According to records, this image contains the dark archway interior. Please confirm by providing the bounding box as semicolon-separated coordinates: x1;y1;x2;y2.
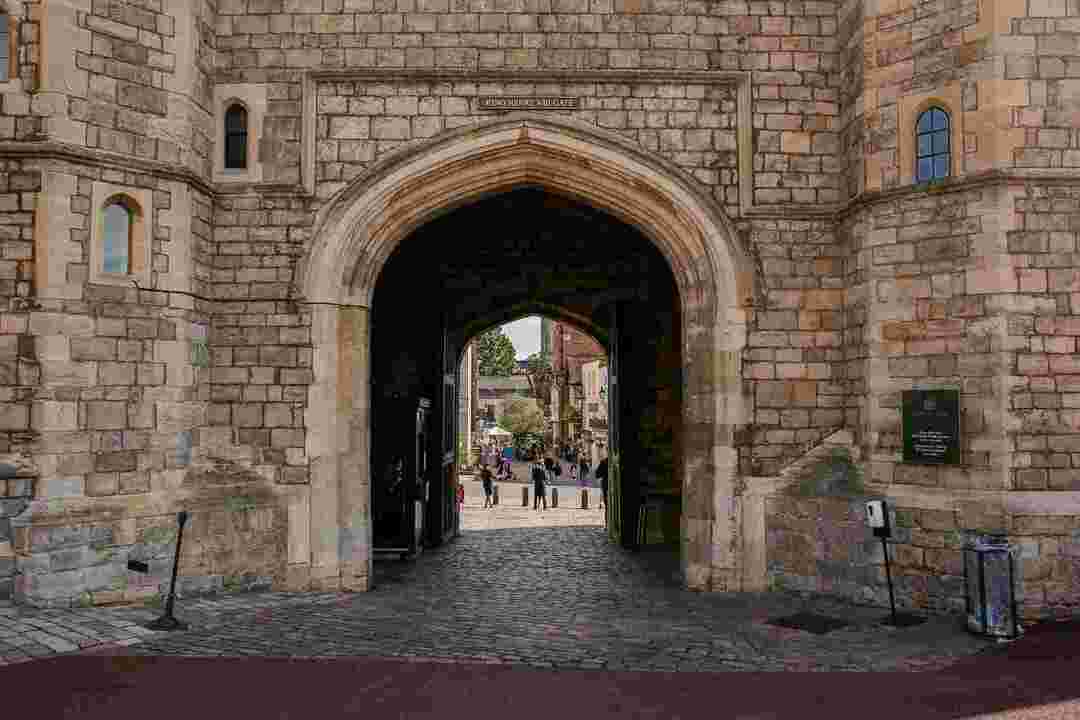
370;187;683;559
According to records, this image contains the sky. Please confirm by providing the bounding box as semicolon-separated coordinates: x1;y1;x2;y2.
501;315;541;360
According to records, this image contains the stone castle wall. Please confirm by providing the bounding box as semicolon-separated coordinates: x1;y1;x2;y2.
0;0;1074;618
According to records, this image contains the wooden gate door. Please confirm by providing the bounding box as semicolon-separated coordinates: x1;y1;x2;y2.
607;302;622;544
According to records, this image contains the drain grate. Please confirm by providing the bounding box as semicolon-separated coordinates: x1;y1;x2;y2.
766;612;852;635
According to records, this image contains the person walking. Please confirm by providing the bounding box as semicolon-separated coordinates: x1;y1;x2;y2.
501;444;514;479
569;462;577;484
595;456;609;510
480;465;494;509
531;460;547;511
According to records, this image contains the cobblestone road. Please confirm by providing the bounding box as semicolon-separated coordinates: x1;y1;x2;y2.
1;495;996;670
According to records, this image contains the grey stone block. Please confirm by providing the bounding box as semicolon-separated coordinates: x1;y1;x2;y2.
31;526;114;552
0;498;28;516
40;477;85;499
18;552;51;575
7;479;33;497
50;548;86;572
0;577;12;600
22;568;85;602
177;574;224;597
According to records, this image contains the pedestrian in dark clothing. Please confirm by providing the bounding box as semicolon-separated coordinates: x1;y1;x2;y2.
595;457;609;510
579;456;590;485
500;445;513;478
480;465;494;509
543;456;555;483
531;461;547;511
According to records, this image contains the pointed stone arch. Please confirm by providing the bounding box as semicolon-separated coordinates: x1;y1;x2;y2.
294;114;756;594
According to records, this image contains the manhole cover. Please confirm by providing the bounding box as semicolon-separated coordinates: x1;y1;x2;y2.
766;612;851;635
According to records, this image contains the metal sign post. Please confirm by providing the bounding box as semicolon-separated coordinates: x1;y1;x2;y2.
147;511;189;632
866;500;926;628
881;533;898;626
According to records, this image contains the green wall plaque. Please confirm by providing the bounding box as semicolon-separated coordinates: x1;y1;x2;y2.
902;388;960;465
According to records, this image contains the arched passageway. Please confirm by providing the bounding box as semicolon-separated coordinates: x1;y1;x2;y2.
298;115;753;595
371;188;683;557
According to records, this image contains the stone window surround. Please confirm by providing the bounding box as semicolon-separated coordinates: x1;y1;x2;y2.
0;0;22;91
898;87;963;187
88;181;152;288
215;84;266;185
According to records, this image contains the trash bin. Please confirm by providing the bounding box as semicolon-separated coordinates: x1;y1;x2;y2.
963;534;1022;639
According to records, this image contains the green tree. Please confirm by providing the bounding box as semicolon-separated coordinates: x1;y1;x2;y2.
498;397;545;435
476;328;516;376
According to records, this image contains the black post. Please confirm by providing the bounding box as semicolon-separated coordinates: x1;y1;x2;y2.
1009;552;1019;639
881;535;897;625
147;511;189;631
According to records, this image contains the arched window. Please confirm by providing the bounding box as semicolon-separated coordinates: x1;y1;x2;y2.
224;103;248;171
102;197;136;274
916;107;950;183
0;11;10;80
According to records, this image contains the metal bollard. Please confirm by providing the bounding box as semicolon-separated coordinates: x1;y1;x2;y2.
493;486;499;506
522;486;529;507
552;487;558;508
581;489;588;509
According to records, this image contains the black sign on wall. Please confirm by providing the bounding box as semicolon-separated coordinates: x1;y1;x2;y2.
902;388;960;465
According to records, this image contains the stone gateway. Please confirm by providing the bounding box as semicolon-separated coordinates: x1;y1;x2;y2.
0;0;1075;624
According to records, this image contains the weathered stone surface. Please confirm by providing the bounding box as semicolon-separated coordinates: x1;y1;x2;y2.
0;0;1076;623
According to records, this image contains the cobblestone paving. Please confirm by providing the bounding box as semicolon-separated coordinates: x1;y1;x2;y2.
1;497;996;670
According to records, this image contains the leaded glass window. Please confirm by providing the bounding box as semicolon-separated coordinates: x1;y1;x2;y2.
0;14;9;80
102;199;133;274
224;104;248;170
916;107;950;183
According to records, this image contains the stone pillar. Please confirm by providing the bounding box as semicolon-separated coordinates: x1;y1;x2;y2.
305;305;341;590
336;306;371;592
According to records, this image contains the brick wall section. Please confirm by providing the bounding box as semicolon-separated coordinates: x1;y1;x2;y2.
73;0;216;176
0;152;218;606
0;0;1075;615
745;219;845;475
855;186;1000;489
1013;184;1080;491
836;0;861;199
0;2;41;141
220;0;842;208
858;0;982;191
769;494;1080;620
1007;1;1080;169
315;78;740;210
207;194;312;485
0;159;36;463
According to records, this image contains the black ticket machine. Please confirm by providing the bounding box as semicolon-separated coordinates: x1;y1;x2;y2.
374;397;432;558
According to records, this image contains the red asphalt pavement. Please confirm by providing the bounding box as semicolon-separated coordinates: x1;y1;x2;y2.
7;620;1080;720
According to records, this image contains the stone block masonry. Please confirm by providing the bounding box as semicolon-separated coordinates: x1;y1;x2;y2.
0;0;1073;624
